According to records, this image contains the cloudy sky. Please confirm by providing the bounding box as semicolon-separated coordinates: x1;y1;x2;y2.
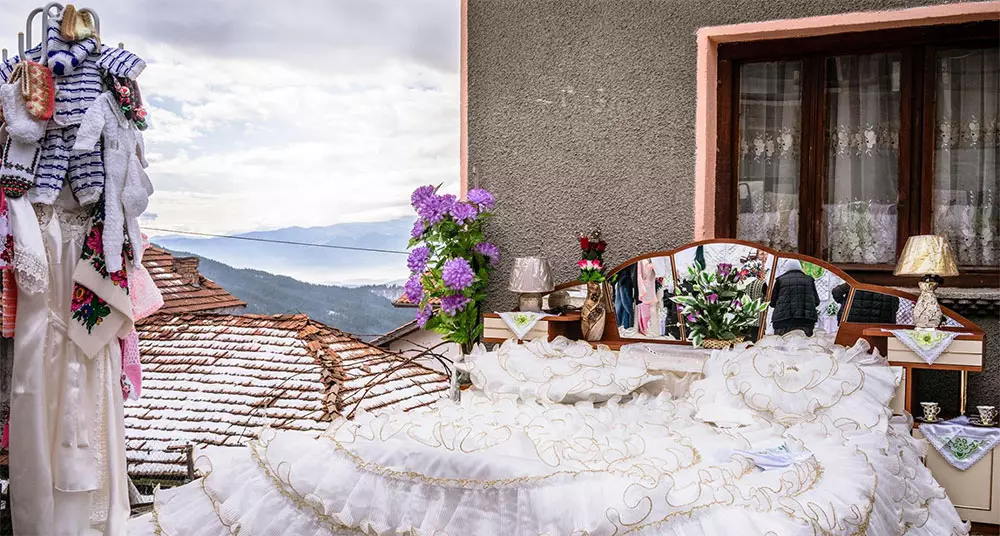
0;0;460;236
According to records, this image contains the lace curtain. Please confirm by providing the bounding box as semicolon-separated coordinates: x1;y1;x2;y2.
933;47;999;266
824;53;902;264
736;61;801;253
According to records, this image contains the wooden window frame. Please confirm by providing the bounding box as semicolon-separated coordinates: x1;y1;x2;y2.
715;20;1000;288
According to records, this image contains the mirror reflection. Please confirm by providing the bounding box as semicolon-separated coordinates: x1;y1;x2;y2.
613;256;681;340
838;289;900;324
766;258;846;339
672;244;774;342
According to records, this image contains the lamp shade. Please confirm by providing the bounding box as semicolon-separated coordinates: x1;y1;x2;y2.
894;235;959;277
508;257;554;293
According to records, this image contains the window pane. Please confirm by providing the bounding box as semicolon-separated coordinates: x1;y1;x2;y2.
736;61;802;252
823;52;902;264
933;47;1000;266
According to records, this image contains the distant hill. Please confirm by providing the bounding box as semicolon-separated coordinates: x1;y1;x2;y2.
167;249;414;340
153;218;413;286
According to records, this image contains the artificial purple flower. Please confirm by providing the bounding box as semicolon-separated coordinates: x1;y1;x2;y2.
717;263;733;278
411;185;437;209
418;194;456;225
404;274;424;303
686;314;697;322
441;294;471;316
466;188;495;211
707;293;719;304
441;257;475;291
449;202;478;225
733;299;743;309
407;246;430;273
416;304;433;328
410;219;426;239
473;242;500;265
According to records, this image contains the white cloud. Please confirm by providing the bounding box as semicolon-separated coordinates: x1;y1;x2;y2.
1;0;459;237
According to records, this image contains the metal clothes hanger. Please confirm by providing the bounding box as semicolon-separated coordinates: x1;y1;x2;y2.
17;3;103;65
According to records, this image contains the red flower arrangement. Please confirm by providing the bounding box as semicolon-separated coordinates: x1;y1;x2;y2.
578;230;607;283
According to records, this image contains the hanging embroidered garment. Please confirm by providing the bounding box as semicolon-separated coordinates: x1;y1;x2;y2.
921;416;1000;471
120;330;141;401
497;311;548;340
9;193;129;535
73;91;152;271
888;329;971;365
0;14;146;206
128;259;163;321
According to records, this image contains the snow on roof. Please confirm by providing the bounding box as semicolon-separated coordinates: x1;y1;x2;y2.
141;246;247;315
126;313;449;479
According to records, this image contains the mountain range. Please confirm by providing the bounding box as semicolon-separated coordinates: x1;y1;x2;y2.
169;249;414;339
153;218;414;286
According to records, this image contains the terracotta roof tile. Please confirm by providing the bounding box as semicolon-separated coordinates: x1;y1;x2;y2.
125;313;449;479
141;246;247;315
392;294;441;308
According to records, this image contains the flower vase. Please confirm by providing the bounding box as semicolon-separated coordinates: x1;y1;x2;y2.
581;281;606;342
451;343;474;402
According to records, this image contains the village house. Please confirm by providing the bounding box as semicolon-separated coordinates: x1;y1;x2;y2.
463;0;998;424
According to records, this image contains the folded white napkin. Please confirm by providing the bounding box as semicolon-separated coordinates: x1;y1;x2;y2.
695;403;756;428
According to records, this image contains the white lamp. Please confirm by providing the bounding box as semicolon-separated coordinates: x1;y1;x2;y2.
894;235;959;330
509;257;553;312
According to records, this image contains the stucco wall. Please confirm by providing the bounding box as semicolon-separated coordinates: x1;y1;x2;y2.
467;0;997;404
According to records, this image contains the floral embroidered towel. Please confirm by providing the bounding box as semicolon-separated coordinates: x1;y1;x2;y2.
888;329;970;365
69;202;133;358
921;416;1000;471
497;311;548;340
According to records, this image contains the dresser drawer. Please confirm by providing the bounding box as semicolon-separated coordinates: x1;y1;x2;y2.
887;338;983;367
483;316;549;341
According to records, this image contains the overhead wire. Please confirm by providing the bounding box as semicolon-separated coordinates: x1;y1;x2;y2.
143;227;409;255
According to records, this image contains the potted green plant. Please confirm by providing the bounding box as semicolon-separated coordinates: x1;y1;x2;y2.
670;263;768;348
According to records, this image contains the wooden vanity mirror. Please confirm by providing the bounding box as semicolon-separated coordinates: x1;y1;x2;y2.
542;239;981;350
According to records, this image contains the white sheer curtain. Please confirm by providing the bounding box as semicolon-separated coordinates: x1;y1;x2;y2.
736;61;801;253
933;47;999;267
823;53;901;265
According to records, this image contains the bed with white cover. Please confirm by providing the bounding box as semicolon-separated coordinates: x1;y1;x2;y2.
130;331;969;536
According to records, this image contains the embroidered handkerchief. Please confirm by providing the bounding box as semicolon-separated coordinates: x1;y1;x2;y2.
497;311;548;340
888;329;970;365
733;443;814;471
921;416;1000;471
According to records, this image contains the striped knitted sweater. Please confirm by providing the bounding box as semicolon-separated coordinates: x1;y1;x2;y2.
0;19;145;128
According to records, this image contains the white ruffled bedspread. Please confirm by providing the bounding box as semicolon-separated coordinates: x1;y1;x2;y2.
130;334;970;536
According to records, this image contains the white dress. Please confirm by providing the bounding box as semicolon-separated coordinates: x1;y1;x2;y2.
130;334;969;536
10;194;129;536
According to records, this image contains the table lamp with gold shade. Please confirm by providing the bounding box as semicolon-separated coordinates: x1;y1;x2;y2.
894;235;959;330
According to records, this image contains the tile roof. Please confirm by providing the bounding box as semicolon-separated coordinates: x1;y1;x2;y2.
369;319;420;347
392;294;441;308
126;313;449;480
142;246;247;315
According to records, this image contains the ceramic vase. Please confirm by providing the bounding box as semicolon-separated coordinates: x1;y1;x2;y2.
581;281;606;342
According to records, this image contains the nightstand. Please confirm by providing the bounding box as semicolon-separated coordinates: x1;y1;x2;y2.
863;328;998;525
